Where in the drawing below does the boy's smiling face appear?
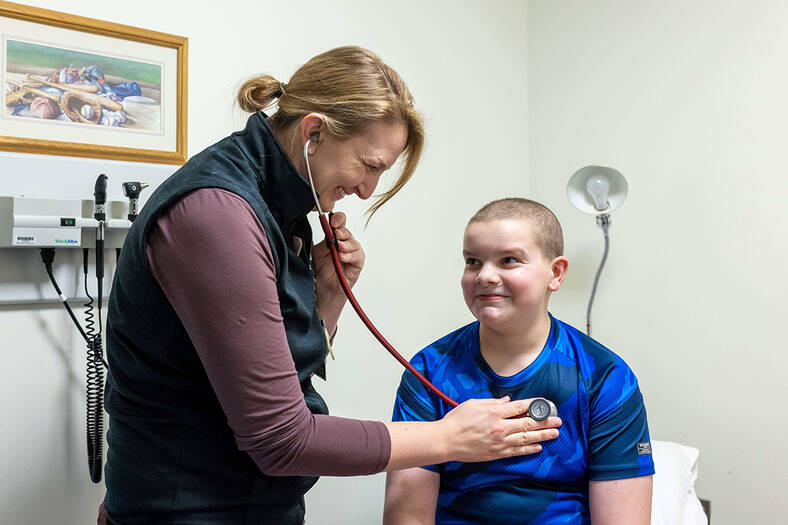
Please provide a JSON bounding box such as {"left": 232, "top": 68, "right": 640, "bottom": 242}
{"left": 461, "top": 218, "right": 566, "bottom": 332}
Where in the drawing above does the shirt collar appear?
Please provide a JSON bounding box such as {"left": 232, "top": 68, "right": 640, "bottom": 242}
{"left": 231, "top": 111, "right": 316, "bottom": 224}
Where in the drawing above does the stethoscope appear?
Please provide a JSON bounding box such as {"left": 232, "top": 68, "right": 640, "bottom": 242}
{"left": 303, "top": 134, "right": 557, "bottom": 421}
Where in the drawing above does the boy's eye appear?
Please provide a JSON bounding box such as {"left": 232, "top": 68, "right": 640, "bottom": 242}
{"left": 465, "top": 257, "right": 479, "bottom": 266}
{"left": 502, "top": 256, "right": 521, "bottom": 264}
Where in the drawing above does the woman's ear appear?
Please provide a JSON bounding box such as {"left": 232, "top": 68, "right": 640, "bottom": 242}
{"left": 299, "top": 113, "right": 324, "bottom": 154}
{"left": 548, "top": 256, "right": 569, "bottom": 292}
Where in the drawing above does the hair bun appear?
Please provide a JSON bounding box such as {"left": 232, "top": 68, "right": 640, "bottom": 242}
{"left": 237, "top": 75, "right": 282, "bottom": 113}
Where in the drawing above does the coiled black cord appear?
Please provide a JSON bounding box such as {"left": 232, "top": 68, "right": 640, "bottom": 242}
{"left": 83, "top": 248, "right": 105, "bottom": 483}
{"left": 41, "top": 248, "right": 105, "bottom": 483}
{"left": 83, "top": 249, "right": 96, "bottom": 338}
{"left": 85, "top": 335, "right": 104, "bottom": 483}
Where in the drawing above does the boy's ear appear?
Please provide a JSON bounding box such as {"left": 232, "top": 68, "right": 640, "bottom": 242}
{"left": 548, "top": 256, "right": 569, "bottom": 292}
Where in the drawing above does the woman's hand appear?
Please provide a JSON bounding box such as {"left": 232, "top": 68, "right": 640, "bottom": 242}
{"left": 384, "top": 397, "right": 561, "bottom": 471}
{"left": 312, "top": 212, "right": 364, "bottom": 330}
{"left": 438, "top": 396, "right": 562, "bottom": 463}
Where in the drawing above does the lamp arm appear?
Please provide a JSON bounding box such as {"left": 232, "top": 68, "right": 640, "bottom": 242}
{"left": 586, "top": 214, "right": 611, "bottom": 336}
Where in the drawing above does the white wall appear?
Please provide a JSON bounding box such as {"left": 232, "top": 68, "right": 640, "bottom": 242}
{"left": 10, "top": 1, "right": 785, "bottom": 524}
{"left": 0, "top": 1, "right": 528, "bottom": 523}
{"left": 527, "top": 1, "right": 788, "bottom": 523}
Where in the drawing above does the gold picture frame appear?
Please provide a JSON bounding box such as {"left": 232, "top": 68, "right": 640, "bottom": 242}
{"left": 0, "top": 1, "right": 187, "bottom": 164}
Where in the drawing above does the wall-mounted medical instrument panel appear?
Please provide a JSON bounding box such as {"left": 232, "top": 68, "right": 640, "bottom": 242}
{"left": 0, "top": 195, "right": 131, "bottom": 248}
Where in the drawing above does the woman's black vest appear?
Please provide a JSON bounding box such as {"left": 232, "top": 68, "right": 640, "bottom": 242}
{"left": 104, "top": 113, "right": 330, "bottom": 524}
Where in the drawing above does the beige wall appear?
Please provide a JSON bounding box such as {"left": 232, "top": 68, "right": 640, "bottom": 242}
{"left": 0, "top": 1, "right": 528, "bottom": 523}
{"left": 527, "top": 1, "right": 788, "bottom": 523}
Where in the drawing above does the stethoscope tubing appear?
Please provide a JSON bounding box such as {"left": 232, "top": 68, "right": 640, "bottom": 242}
{"left": 303, "top": 139, "right": 459, "bottom": 408}
{"left": 316, "top": 213, "right": 460, "bottom": 408}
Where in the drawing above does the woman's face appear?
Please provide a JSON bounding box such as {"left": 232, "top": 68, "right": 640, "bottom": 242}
{"left": 307, "top": 120, "right": 408, "bottom": 212}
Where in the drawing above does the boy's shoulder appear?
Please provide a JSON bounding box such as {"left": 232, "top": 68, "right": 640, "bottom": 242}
{"left": 553, "top": 317, "right": 631, "bottom": 372}
{"left": 410, "top": 321, "right": 478, "bottom": 367}
{"left": 552, "top": 316, "right": 641, "bottom": 408}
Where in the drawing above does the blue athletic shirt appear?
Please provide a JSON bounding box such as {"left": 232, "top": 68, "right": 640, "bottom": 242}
{"left": 392, "top": 315, "right": 654, "bottom": 524}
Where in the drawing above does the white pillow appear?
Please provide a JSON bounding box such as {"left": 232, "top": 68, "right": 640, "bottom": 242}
{"left": 683, "top": 488, "right": 708, "bottom": 525}
{"left": 650, "top": 440, "right": 707, "bottom": 525}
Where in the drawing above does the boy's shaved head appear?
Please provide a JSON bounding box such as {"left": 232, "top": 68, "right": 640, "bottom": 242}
{"left": 468, "top": 198, "right": 564, "bottom": 259}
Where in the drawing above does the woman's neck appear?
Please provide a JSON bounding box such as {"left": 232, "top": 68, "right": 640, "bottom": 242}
{"left": 478, "top": 313, "right": 551, "bottom": 377}
{"left": 273, "top": 123, "right": 303, "bottom": 176}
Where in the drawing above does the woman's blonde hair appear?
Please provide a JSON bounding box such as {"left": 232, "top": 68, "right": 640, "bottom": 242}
{"left": 237, "top": 46, "right": 425, "bottom": 218}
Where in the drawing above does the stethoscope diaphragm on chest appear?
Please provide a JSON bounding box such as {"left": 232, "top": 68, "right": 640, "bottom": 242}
{"left": 528, "top": 398, "right": 557, "bottom": 421}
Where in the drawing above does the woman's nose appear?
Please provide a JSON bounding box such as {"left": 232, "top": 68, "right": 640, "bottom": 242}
{"left": 356, "top": 173, "right": 382, "bottom": 200}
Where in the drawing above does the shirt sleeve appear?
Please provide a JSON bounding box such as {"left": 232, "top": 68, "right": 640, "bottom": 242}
{"left": 586, "top": 357, "right": 655, "bottom": 481}
{"left": 146, "top": 187, "right": 390, "bottom": 477}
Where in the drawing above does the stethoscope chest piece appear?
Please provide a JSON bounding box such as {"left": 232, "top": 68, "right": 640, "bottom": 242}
{"left": 528, "top": 398, "right": 557, "bottom": 421}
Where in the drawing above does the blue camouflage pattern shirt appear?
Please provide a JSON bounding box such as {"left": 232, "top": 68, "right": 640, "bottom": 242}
{"left": 392, "top": 315, "right": 654, "bottom": 524}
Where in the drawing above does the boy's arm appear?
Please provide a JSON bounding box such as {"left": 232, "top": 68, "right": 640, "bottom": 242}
{"left": 585, "top": 349, "right": 655, "bottom": 525}
{"left": 589, "top": 475, "right": 653, "bottom": 525}
{"left": 383, "top": 467, "right": 440, "bottom": 525}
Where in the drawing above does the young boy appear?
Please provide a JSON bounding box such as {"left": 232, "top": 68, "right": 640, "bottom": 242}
{"left": 384, "top": 198, "right": 654, "bottom": 525}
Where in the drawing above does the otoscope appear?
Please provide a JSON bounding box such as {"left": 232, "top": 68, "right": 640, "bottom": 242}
{"left": 122, "top": 181, "right": 149, "bottom": 222}
{"left": 303, "top": 134, "right": 557, "bottom": 421}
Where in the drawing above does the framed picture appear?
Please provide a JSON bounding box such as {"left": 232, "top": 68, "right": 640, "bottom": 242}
{"left": 0, "top": 1, "right": 187, "bottom": 164}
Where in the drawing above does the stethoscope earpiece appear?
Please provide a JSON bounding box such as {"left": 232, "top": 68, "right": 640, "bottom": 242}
{"left": 308, "top": 133, "right": 319, "bottom": 154}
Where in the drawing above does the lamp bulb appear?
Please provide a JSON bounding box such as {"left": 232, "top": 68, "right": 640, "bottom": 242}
{"left": 585, "top": 175, "right": 610, "bottom": 211}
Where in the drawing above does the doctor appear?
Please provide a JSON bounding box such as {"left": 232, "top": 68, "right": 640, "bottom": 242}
{"left": 100, "top": 46, "right": 561, "bottom": 524}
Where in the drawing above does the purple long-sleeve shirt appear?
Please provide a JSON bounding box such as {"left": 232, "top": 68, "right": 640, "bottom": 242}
{"left": 145, "top": 187, "right": 391, "bottom": 477}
